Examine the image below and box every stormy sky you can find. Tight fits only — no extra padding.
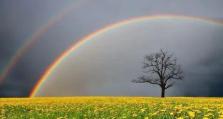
[1,0,223,97]
[35,19,223,97]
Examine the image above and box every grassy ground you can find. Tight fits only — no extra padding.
[0,97,223,119]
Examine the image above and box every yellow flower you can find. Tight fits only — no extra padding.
[141,108,146,112]
[177,117,184,119]
[219,114,223,118]
[160,109,166,112]
[132,113,137,117]
[188,111,195,118]
[151,111,158,116]
[144,117,149,119]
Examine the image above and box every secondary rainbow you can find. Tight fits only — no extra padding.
[30,15,223,97]
[0,0,86,82]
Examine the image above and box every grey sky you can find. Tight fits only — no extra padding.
[35,18,223,96]
[1,0,223,96]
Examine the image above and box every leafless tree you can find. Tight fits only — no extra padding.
[132,49,184,97]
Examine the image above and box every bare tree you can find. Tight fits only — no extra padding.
[132,49,184,97]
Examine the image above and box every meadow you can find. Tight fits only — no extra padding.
[0,97,223,119]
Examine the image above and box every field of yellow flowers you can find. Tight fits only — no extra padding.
[0,97,223,119]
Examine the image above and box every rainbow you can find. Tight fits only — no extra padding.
[0,0,86,83]
[29,15,223,97]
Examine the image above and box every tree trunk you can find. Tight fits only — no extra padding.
[161,87,165,97]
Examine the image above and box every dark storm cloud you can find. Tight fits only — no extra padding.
[176,29,223,96]
[195,38,223,96]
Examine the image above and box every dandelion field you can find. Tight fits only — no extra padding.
[0,97,223,119]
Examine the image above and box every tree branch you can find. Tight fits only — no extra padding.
[132,76,161,86]
[165,82,175,89]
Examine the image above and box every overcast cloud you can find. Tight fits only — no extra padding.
[1,0,223,97]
